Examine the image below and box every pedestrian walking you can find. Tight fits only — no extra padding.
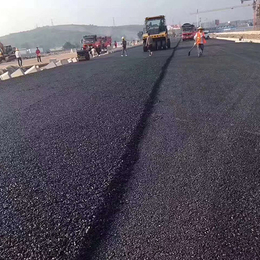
[15,48,22,67]
[146,33,153,56]
[193,27,207,57]
[36,47,42,62]
[114,41,117,48]
[121,37,127,57]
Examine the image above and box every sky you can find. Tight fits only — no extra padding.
[0,0,254,36]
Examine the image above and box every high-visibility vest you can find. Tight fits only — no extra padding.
[196,32,207,45]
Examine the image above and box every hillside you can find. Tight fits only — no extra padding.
[0,24,143,51]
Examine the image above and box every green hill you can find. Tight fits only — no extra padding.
[0,24,143,51]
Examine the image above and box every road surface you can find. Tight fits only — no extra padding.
[1,39,260,260]
[92,40,260,260]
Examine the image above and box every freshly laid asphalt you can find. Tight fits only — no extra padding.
[0,41,178,259]
[1,39,260,260]
[92,40,260,260]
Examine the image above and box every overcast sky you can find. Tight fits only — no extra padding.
[0,0,253,36]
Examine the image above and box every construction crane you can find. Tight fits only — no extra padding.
[239,0,260,29]
[190,4,253,15]
[191,1,260,29]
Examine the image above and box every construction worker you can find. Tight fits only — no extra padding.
[82,45,90,59]
[36,47,42,62]
[121,37,127,57]
[193,27,207,57]
[15,48,22,67]
[146,33,153,56]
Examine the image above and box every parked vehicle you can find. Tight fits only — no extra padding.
[97,36,112,51]
[181,23,196,41]
[81,35,101,54]
[81,35,112,54]
[77,48,90,61]
[0,42,16,63]
[204,30,210,39]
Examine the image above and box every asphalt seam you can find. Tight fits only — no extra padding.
[75,40,181,260]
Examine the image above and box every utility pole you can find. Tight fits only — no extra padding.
[196,9,199,27]
[51,19,54,26]
[113,17,116,27]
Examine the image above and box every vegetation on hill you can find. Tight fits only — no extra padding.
[0,24,143,51]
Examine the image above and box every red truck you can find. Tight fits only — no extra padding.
[181,23,196,41]
[97,36,112,50]
[82,35,101,54]
[81,35,112,54]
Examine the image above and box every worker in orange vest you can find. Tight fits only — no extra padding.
[194,27,207,57]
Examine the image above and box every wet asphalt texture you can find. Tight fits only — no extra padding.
[0,41,177,259]
[92,40,260,260]
[1,39,260,260]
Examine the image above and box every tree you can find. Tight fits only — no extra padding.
[63,42,76,50]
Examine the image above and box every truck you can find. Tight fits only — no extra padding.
[81,35,101,55]
[97,36,112,51]
[81,35,113,55]
[181,23,196,41]
[142,15,171,52]
[0,42,16,63]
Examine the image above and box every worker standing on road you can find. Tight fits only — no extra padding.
[36,47,42,62]
[193,27,207,57]
[15,48,22,67]
[121,37,127,57]
[146,33,153,56]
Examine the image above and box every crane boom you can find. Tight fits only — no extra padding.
[190,3,253,15]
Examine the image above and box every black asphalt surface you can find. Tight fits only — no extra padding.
[92,40,260,260]
[0,41,179,259]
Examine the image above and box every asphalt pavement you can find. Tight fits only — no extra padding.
[2,39,260,260]
[92,40,260,260]
[0,40,179,259]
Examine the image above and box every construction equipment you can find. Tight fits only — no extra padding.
[0,42,16,63]
[181,23,196,41]
[81,35,101,54]
[190,3,253,15]
[252,0,260,29]
[81,35,113,54]
[77,48,90,61]
[97,36,112,51]
[191,1,260,29]
[142,15,171,52]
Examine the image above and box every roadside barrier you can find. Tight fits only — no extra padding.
[11,68,25,78]
[43,61,57,70]
[0,44,143,82]
[25,65,41,75]
[0,72,11,81]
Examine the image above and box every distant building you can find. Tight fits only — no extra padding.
[201,21,216,29]
[28,47,44,54]
[49,47,63,52]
